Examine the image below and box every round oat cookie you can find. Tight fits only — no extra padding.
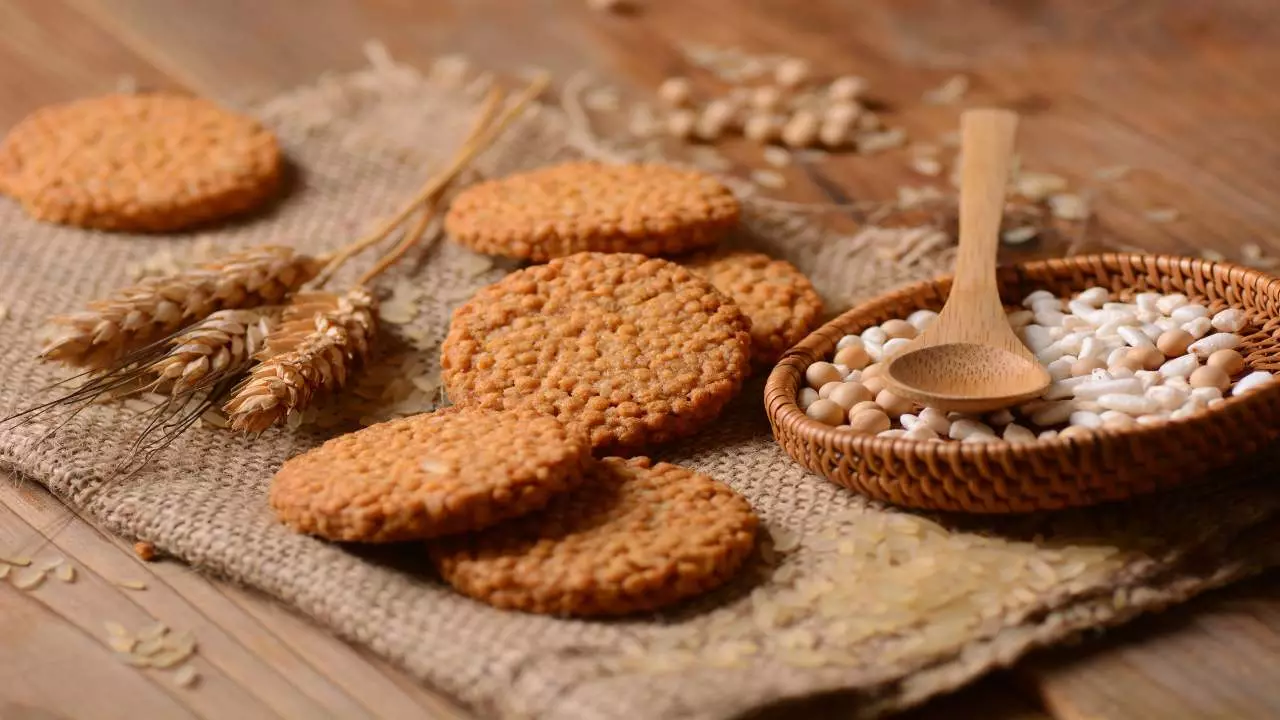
[429,457,759,616]
[269,407,592,543]
[440,252,752,452]
[683,250,823,365]
[444,161,740,261]
[0,93,282,232]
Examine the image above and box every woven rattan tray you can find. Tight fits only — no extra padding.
[765,253,1280,512]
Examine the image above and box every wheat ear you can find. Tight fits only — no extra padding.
[40,246,321,369]
[146,309,275,395]
[222,289,377,432]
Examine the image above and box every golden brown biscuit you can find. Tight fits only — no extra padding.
[684,250,823,365]
[441,252,752,452]
[0,93,282,232]
[444,161,739,260]
[269,407,592,543]
[430,457,759,616]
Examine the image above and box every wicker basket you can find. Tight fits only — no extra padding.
[765,253,1280,513]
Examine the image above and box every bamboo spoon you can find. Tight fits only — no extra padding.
[882,109,1051,413]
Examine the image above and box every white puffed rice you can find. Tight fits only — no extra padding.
[1188,332,1242,358]
[1170,304,1209,323]
[1211,308,1246,333]
[906,309,939,330]
[1068,411,1102,428]
[948,419,994,440]
[1003,423,1036,443]
[1163,355,1199,379]
[1233,371,1274,396]
[882,337,912,358]
[837,334,863,351]
[1155,293,1188,314]
[1117,326,1154,348]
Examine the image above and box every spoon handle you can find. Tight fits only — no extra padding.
[947,109,1019,320]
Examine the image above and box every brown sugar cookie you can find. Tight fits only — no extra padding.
[0,93,282,232]
[441,252,752,452]
[444,161,739,261]
[683,250,823,365]
[269,407,592,543]
[429,457,759,616]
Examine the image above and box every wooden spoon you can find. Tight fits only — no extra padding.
[882,109,1051,413]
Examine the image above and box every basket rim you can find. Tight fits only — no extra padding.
[764,251,1280,461]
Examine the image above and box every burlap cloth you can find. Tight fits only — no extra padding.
[3,62,1280,720]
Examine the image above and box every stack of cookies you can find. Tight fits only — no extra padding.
[270,160,826,616]
[444,160,825,368]
[272,406,759,616]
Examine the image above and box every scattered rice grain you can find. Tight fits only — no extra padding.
[117,579,148,591]
[1093,165,1131,181]
[1001,226,1038,245]
[762,146,792,167]
[922,74,969,105]
[108,635,137,653]
[55,564,75,583]
[1144,208,1179,223]
[14,569,46,590]
[751,169,787,189]
[174,665,200,688]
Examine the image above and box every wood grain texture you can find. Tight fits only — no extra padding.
[3,0,1280,718]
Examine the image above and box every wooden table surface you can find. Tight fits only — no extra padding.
[3,1,1280,718]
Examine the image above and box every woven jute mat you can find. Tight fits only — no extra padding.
[3,62,1280,720]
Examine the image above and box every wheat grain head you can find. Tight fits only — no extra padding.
[223,289,377,432]
[40,245,321,369]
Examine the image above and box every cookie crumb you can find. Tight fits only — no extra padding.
[134,541,157,561]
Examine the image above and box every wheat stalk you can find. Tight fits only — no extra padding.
[222,289,377,432]
[146,309,275,395]
[40,245,321,369]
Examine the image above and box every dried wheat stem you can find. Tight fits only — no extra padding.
[40,246,320,369]
[222,289,377,432]
[146,309,275,395]
[313,86,504,286]
[357,203,442,287]
[314,73,550,286]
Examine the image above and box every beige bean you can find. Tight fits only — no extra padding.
[848,408,891,434]
[1189,365,1230,391]
[875,389,913,418]
[848,400,881,418]
[861,374,887,397]
[1206,348,1245,376]
[805,361,843,389]
[797,387,820,410]
[805,398,845,426]
[1155,329,1194,357]
[828,382,873,409]
[834,344,871,370]
[880,319,918,340]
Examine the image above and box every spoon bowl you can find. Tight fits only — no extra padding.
[885,342,1051,413]
[881,108,1051,411]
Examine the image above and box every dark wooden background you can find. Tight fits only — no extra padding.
[3,1,1280,718]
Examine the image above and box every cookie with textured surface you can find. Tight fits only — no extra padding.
[441,251,753,452]
[430,457,759,616]
[270,407,593,542]
[0,93,282,232]
[684,249,823,365]
[444,161,739,260]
